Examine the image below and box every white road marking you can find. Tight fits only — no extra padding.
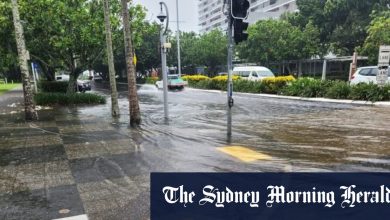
[53,214,89,220]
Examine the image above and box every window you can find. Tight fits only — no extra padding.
[370,68,379,76]
[168,75,179,80]
[358,68,371,76]
[257,70,274,77]
[252,72,259,77]
[240,71,251,77]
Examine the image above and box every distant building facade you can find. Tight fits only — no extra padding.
[199,0,298,33]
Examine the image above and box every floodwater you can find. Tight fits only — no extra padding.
[1,83,390,219]
[95,83,390,172]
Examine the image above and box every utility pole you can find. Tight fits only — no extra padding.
[227,0,233,137]
[158,2,170,120]
[176,0,182,77]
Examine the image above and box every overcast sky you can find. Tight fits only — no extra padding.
[133,0,199,33]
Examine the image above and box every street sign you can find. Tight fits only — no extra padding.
[378,46,390,87]
[377,69,388,87]
[378,45,390,67]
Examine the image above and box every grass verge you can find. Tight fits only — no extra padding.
[0,83,21,96]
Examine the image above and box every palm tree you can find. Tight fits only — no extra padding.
[121,0,141,125]
[103,0,120,117]
[11,0,38,120]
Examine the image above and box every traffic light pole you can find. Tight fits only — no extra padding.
[160,29,169,120]
[227,0,234,138]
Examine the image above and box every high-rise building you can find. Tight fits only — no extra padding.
[198,0,298,33]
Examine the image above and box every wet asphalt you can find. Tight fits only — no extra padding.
[0,83,390,219]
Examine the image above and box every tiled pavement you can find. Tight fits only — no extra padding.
[0,107,150,220]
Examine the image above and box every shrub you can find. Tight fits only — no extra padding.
[349,83,390,102]
[282,78,332,97]
[212,75,240,82]
[325,81,351,99]
[182,75,210,84]
[35,93,106,105]
[234,80,264,93]
[262,75,295,94]
[145,77,159,84]
[39,81,68,93]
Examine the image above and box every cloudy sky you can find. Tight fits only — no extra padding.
[133,0,199,32]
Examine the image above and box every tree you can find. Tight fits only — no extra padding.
[103,0,120,117]
[11,0,38,120]
[121,0,141,125]
[135,22,160,73]
[168,32,199,70]
[197,30,227,75]
[292,0,389,55]
[360,12,390,64]
[0,1,19,80]
[167,30,227,75]
[237,20,319,64]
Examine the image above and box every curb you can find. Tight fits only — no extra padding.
[185,88,390,107]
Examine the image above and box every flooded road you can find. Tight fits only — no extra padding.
[1,83,390,219]
[108,83,390,172]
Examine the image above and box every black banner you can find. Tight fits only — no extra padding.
[151,173,390,220]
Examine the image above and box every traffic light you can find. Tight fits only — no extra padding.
[233,18,249,44]
[232,0,250,19]
[231,0,250,44]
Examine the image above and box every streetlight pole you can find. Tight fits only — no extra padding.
[176,0,182,77]
[158,2,169,120]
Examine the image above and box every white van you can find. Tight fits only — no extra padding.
[233,66,275,81]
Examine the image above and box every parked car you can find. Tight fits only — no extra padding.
[55,74,91,92]
[76,80,91,93]
[233,66,275,81]
[156,74,188,90]
[350,66,390,85]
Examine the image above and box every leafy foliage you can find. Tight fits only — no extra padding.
[145,76,158,84]
[34,92,106,105]
[360,13,390,63]
[39,81,68,93]
[325,80,351,99]
[349,83,390,102]
[291,0,389,56]
[237,20,320,64]
[168,30,227,75]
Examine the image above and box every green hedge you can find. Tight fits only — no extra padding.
[281,78,333,97]
[188,77,390,102]
[34,93,106,105]
[145,77,159,84]
[39,81,68,93]
[349,83,390,102]
[325,81,351,99]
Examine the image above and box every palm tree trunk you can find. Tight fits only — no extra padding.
[11,0,38,121]
[104,0,120,117]
[66,54,77,94]
[121,0,141,125]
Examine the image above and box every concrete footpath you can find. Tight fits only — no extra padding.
[0,86,25,115]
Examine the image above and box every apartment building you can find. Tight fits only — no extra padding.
[199,0,298,33]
